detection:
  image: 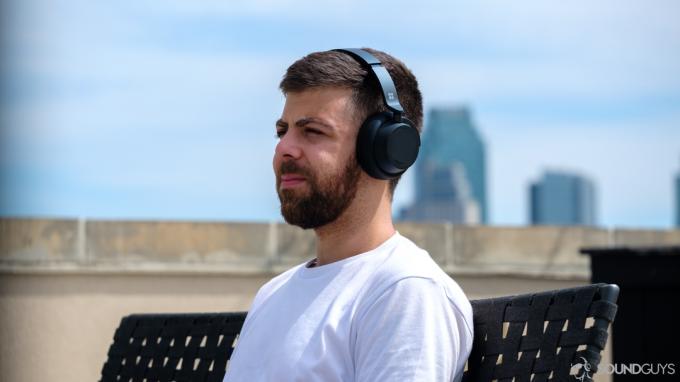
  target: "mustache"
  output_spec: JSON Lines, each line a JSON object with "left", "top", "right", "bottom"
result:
{"left": 279, "top": 161, "right": 311, "bottom": 178}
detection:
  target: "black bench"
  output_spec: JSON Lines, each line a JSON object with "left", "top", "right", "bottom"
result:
{"left": 101, "top": 283, "right": 618, "bottom": 382}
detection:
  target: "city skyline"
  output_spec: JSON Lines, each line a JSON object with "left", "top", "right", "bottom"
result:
{"left": 1, "top": 0, "right": 679, "bottom": 228}
{"left": 400, "top": 106, "right": 485, "bottom": 224}
{"left": 529, "top": 170, "right": 597, "bottom": 226}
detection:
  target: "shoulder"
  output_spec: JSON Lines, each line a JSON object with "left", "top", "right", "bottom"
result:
{"left": 351, "top": 235, "right": 475, "bottom": 381}
{"left": 363, "top": 233, "right": 458, "bottom": 299}
{"left": 358, "top": 233, "right": 473, "bottom": 334}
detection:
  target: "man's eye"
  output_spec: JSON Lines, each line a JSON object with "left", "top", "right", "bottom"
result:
{"left": 275, "top": 130, "right": 286, "bottom": 138}
{"left": 306, "top": 128, "right": 322, "bottom": 135}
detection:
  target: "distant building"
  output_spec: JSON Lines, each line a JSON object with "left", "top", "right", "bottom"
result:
{"left": 400, "top": 162, "right": 480, "bottom": 224}
{"left": 529, "top": 170, "right": 597, "bottom": 226}
{"left": 399, "top": 106, "right": 486, "bottom": 224}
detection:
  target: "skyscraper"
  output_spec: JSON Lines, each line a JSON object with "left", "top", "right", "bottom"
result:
{"left": 399, "top": 106, "right": 487, "bottom": 224}
{"left": 529, "top": 170, "right": 597, "bottom": 226}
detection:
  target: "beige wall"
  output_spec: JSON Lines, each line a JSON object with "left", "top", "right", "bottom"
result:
{"left": 0, "top": 273, "right": 267, "bottom": 381}
{"left": 2, "top": 218, "right": 677, "bottom": 382}
{"left": 0, "top": 272, "right": 588, "bottom": 382}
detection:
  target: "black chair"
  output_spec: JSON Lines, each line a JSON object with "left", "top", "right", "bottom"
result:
{"left": 461, "top": 283, "right": 619, "bottom": 382}
{"left": 100, "top": 312, "right": 247, "bottom": 382}
{"left": 101, "top": 283, "right": 618, "bottom": 382}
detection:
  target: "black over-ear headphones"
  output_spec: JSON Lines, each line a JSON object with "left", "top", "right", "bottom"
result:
{"left": 333, "top": 48, "right": 420, "bottom": 180}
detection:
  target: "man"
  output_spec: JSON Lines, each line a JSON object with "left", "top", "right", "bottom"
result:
{"left": 223, "top": 48, "right": 473, "bottom": 382}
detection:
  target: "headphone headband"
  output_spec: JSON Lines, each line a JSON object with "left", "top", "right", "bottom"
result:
{"left": 332, "top": 48, "right": 404, "bottom": 119}
{"left": 331, "top": 48, "right": 420, "bottom": 180}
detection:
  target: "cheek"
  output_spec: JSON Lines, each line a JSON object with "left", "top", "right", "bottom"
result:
{"left": 319, "top": 150, "right": 353, "bottom": 177}
{"left": 316, "top": 151, "right": 337, "bottom": 171}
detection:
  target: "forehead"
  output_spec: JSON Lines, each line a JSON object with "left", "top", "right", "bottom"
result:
{"left": 281, "top": 87, "right": 357, "bottom": 134}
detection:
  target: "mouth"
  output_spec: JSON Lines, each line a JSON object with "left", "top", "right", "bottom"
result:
{"left": 280, "top": 174, "right": 306, "bottom": 189}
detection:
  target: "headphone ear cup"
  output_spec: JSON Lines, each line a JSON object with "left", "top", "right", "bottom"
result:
{"left": 357, "top": 113, "right": 390, "bottom": 179}
{"left": 357, "top": 112, "right": 420, "bottom": 180}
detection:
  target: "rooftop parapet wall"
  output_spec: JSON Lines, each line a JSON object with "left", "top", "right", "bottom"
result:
{"left": 2, "top": 218, "right": 679, "bottom": 279}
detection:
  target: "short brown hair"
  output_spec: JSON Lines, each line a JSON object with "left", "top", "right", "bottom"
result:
{"left": 279, "top": 47, "right": 423, "bottom": 197}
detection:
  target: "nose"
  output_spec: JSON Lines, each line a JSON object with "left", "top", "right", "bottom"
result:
{"left": 274, "top": 130, "right": 303, "bottom": 161}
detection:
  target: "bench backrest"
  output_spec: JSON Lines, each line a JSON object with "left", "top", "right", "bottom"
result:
{"left": 101, "top": 312, "right": 246, "bottom": 382}
{"left": 100, "top": 283, "right": 618, "bottom": 382}
{"left": 461, "top": 283, "right": 618, "bottom": 382}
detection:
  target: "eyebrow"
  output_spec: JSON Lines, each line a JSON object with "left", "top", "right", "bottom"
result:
{"left": 275, "top": 117, "right": 335, "bottom": 131}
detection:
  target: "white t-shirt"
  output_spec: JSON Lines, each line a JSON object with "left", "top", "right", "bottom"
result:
{"left": 223, "top": 231, "right": 474, "bottom": 382}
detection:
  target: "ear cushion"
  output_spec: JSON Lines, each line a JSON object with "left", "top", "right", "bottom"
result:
{"left": 357, "top": 112, "right": 420, "bottom": 180}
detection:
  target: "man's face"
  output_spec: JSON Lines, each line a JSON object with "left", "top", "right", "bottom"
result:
{"left": 273, "top": 87, "right": 362, "bottom": 229}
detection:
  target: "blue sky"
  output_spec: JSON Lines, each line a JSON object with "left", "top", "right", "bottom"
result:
{"left": 1, "top": 0, "right": 679, "bottom": 228}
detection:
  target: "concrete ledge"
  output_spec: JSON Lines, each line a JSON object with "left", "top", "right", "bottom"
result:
{"left": 2, "top": 218, "right": 679, "bottom": 280}
{"left": 611, "top": 229, "right": 680, "bottom": 246}
{"left": 0, "top": 262, "right": 590, "bottom": 281}
{"left": 0, "top": 218, "right": 81, "bottom": 262}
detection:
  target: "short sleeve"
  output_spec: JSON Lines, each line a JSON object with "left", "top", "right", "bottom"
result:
{"left": 353, "top": 277, "right": 465, "bottom": 382}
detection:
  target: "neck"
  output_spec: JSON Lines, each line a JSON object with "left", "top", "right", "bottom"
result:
{"left": 312, "top": 183, "right": 395, "bottom": 266}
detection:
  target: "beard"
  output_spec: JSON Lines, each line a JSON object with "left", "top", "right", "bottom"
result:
{"left": 276, "top": 155, "right": 361, "bottom": 230}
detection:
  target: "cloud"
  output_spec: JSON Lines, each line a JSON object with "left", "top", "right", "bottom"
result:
{"left": 480, "top": 111, "right": 680, "bottom": 227}
{"left": 2, "top": 0, "right": 679, "bottom": 226}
